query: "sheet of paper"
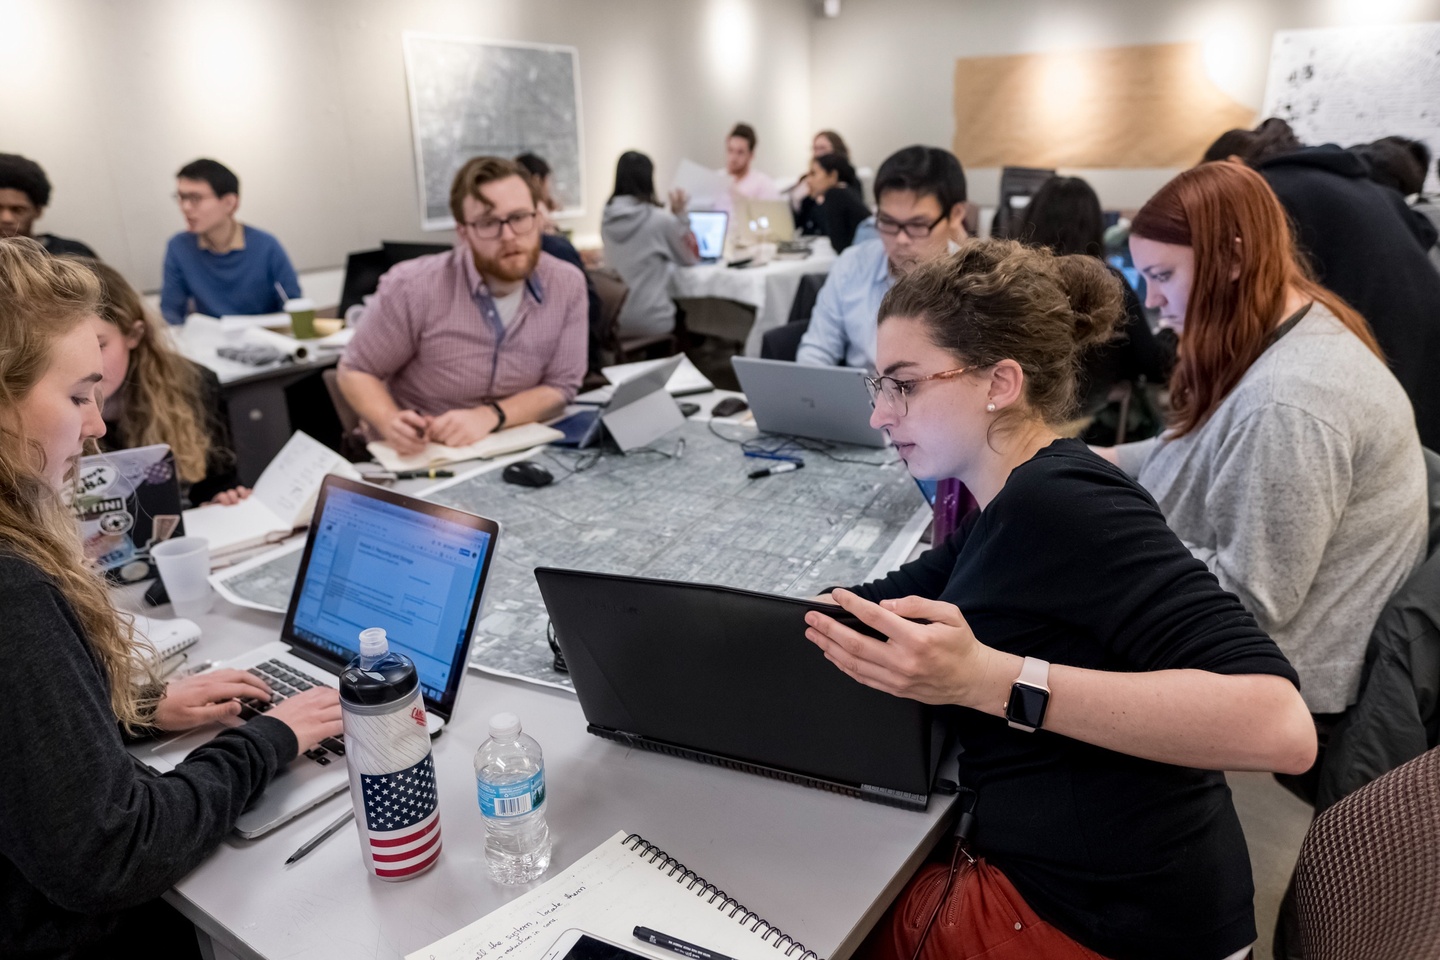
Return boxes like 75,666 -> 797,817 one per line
367,422 -> 564,472
407,831 -> 813,960
576,355 -> 715,404
671,158 -> 731,211
209,538 -> 306,613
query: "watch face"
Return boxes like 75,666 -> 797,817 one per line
1007,682 -> 1049,729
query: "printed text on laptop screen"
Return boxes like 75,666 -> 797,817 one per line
291,488 -> 489,701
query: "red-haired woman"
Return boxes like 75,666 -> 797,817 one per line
1099,161 -> 1426,721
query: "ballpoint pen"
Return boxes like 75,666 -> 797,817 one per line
284,808 -> 355,865
395,468 -> 455,480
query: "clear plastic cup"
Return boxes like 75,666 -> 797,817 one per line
150,536 -> 213,618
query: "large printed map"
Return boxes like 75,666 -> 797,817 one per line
214,421 -> 930,691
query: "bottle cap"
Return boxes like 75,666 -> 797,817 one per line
488,712 -> 521,739
359,627 -> 389,658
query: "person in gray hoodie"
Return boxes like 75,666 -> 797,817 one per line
601,151 -> 698,339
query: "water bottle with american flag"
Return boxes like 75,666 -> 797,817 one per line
338,627 -> 442,881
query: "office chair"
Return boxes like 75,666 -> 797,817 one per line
991,166 -> 1056,239
1291,744 -> 1440,959
588,266 -> 675,363
321,368 -> 367,462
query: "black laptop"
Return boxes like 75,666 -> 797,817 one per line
534,568 -> 946,810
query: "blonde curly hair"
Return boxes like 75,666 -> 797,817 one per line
0,238 -> 159,731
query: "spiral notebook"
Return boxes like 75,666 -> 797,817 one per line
407,831 -> 822,960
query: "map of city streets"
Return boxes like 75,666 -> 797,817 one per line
218,421 -> 930,691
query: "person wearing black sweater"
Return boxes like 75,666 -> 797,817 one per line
803,239 -> 1315,960
0,239 -> 343,958
1012,175 -> 1174,417
795,154 -> 870,253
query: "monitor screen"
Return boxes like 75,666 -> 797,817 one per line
289,485 -> 492,704
688,211 -> 728,259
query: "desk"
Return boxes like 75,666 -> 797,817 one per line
169,324 -> 343,488
137,591 -> 955,960
670,242 -> 836,356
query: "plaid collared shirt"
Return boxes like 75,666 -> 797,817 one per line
341,244 -> 588,421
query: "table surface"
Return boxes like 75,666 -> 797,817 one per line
142,593 -> 954,960
137,420 -> 955,960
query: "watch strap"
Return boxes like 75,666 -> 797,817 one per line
486,401 -> 507,431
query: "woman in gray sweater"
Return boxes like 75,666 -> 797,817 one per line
601,151 -> 698,339
1099,161 -> 1427,717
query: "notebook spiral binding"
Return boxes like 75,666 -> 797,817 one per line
622,833 -> 822,960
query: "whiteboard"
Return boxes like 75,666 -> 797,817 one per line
1262,23 -> 1440,192
403,32 -> 584,230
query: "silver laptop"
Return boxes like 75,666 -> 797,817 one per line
129,475 -> 500,838
731,357 -> 888,448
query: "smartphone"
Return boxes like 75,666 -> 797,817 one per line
539,930 -> 652,960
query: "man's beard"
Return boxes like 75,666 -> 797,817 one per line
474,241 -> 541,284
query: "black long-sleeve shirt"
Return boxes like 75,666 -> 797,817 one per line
850,439 -> 1299,960
0,554 -> 296,956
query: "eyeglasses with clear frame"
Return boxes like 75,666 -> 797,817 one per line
462,211 -> 539,239
873,212 -> 949,239
864,366 -> 971,416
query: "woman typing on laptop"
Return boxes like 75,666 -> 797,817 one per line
0,239 -> 342,959
803,239 -> 1315,960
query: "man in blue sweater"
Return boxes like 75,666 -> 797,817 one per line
160,158 -> 300,326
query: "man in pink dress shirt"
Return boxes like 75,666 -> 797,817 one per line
338,156 -> 588,456
719,123 -> 781,214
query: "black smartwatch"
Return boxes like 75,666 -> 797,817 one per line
486,401 -> 507,431
1005,656 -> 1051,732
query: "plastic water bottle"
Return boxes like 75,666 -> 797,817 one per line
474,712 -> 551,883
339,627 -> 442,881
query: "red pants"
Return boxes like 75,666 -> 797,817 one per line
861,848 -> 1111,960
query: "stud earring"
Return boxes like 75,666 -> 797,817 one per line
986,402 -> 996,412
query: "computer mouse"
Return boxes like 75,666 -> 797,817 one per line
711,397 -> 749,418
502,461 -> 555,488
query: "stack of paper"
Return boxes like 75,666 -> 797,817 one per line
183,431 -> 360,558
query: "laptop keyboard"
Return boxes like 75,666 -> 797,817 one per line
237,658 -> 346,765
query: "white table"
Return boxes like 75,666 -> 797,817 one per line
135,591 -> 954,960
670,241 -> 836,356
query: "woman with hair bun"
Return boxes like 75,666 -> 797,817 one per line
1103,161 -> 1426,721
803,238 -> 1315,960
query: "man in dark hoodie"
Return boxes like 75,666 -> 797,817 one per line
1203,119 -> 1440,448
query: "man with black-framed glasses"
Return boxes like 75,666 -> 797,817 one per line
796,146 -> 967,370
339,156 -> 587,456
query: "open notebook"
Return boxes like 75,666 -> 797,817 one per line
368,421 -> 564,472
408,831 -> 821,960
182,431 -> 360,558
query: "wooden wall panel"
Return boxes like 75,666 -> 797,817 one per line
952,42 -> 1256,168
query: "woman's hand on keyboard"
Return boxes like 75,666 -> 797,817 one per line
265,686 -> 345,752
154,669 -> 274,731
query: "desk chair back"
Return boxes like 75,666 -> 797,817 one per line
590,266 -> 675,362
321,368 -> 366,461
338,248 -> 389,318
1292,744 -> 1440,960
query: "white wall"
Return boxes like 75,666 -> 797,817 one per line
0,0 -> 813,292
810,0 -> 1440,210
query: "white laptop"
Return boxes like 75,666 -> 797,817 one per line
731,357 -> 888,448
128,475 -> 500,838
688,210 -> 728,263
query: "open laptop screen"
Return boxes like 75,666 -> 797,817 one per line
285,480 -> 496,708
688,211 -> 728,260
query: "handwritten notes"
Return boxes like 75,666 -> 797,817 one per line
408,831 -> 810,960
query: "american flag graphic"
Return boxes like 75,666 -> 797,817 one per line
360,753 -> 441,879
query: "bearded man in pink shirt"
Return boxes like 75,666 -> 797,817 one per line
338,156 -> 588,456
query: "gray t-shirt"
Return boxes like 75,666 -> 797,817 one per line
1115,303 -> 1427,712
